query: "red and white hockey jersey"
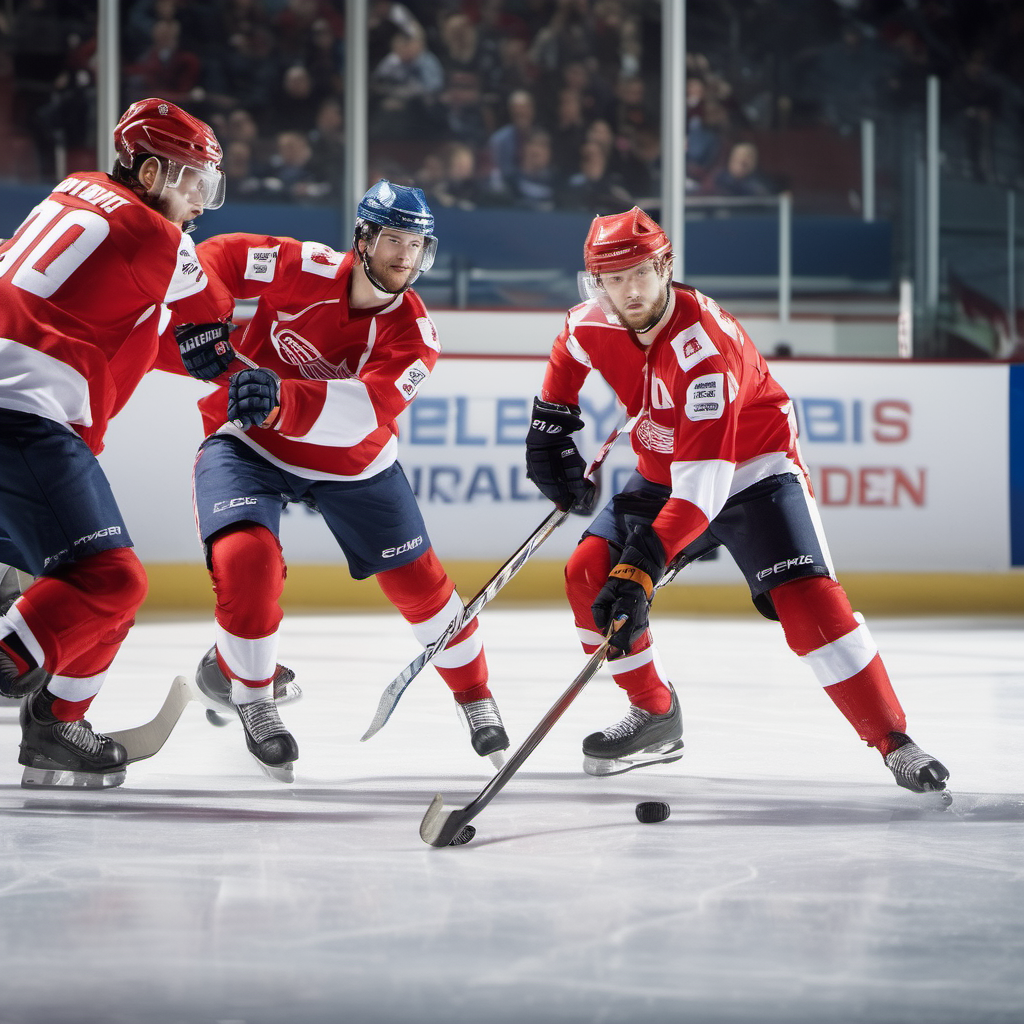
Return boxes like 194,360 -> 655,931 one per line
0,171 -> 227,453
541,284 -> 807,560
193,233 -> 441,481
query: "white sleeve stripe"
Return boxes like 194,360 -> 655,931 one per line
800,622 -> 878,688
294,379 -> 378,446
669,459 -> 734,520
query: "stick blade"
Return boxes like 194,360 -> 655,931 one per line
419,792 -> 469,847
360,670 -> 416,741
108,675 -> 193,763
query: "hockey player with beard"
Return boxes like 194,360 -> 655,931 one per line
0,98 -> 236,787
186,180 -> 507,781
524,207 -> 949,799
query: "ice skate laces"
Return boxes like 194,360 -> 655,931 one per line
55,719 -> 106,756
237,697 -> 286,742
461,697 -> 502,731
599,705 -> 652,741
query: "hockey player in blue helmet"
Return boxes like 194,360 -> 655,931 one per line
353,179 -> 438,295
184,175 -> 510,782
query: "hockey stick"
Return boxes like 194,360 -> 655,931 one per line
107,675 -> 194,764
360,412 -> 638,742
420,636 -> 615,847
418,558 -> 688,847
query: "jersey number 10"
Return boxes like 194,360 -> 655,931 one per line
0,199 -> 109,299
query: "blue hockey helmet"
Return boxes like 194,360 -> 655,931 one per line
353,179 -> 437,290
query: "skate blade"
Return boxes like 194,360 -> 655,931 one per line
582,739 -> 684,777
488,749 -> 507,770
251,755 -> 294,784
21,766 -> 126,789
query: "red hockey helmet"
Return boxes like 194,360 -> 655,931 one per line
114,98 -> 225,209
583,206 -> 672,275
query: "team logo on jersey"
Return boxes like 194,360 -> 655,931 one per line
395,358 -> 429,399
244,246 -> 279,282
635,415 -> 674,453
270,323 -> 345,381
685,373 -> 725,421
301,240 -> 344,278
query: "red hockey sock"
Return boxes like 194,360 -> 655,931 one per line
13,548 -> 147,677
377,549 -> 490,700
209,524 -> 286,641
772,576 -> 906,749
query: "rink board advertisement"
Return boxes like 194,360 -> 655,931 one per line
100,357 -> 1019,576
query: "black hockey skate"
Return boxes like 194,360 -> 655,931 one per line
457,696 -> 509,768
18,689 -> 127,788
194,645 -> 301,726
582,686 -> 684,776
235,695 -> 298,783
884,732 -> 951,805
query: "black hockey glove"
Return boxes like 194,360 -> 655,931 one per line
524,397 -> 596,514
175,321 -> 236,381
228,367 -> 280,429
592,523 -> 666,654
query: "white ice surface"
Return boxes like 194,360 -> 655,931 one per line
0,609 -> 1021,1024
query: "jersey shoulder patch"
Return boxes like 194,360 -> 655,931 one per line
243,245 -> 280,282
395,358 -> 430,400
300,240 -> 344,278
669,321 -> 718,372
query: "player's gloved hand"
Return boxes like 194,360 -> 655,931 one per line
228,368 -> 280,429
174,321 -> 236,381
592,523 -> 666,654
525,397 -> 596,514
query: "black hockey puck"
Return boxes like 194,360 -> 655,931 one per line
635,801 -> 671,823
448,825 -> 476,846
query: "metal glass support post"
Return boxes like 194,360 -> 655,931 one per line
778,192 -> 791,326
661,0 -> 686,280
96,0 -> 119,173
925,75 -> 940,319
861,118 -> 876,222
344,0 -> 369,246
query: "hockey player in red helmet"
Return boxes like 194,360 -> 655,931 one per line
0,98 -> 235,788
525,206 -> 950,799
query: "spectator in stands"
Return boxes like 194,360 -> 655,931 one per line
368,0 -> 423,69
272,0 -> 344,65
208,23 -> 280,120
490,127 -> 558,211
559,137 -> 633,214
369,24 -> 446,140
548,86 -> 590,179
264,63 -> 322,137
706,140 -> 774,197
222,139 -> 266,202
438,69 -> 491,149
685,74 -> 725,189
435,10 -> 500,87
429,140 -> 489,210
307,95 -> 345,185
260,129 -> 332,202
612,74 -> 656,139
124,18 -> 204,108
486,88 -> 538,190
